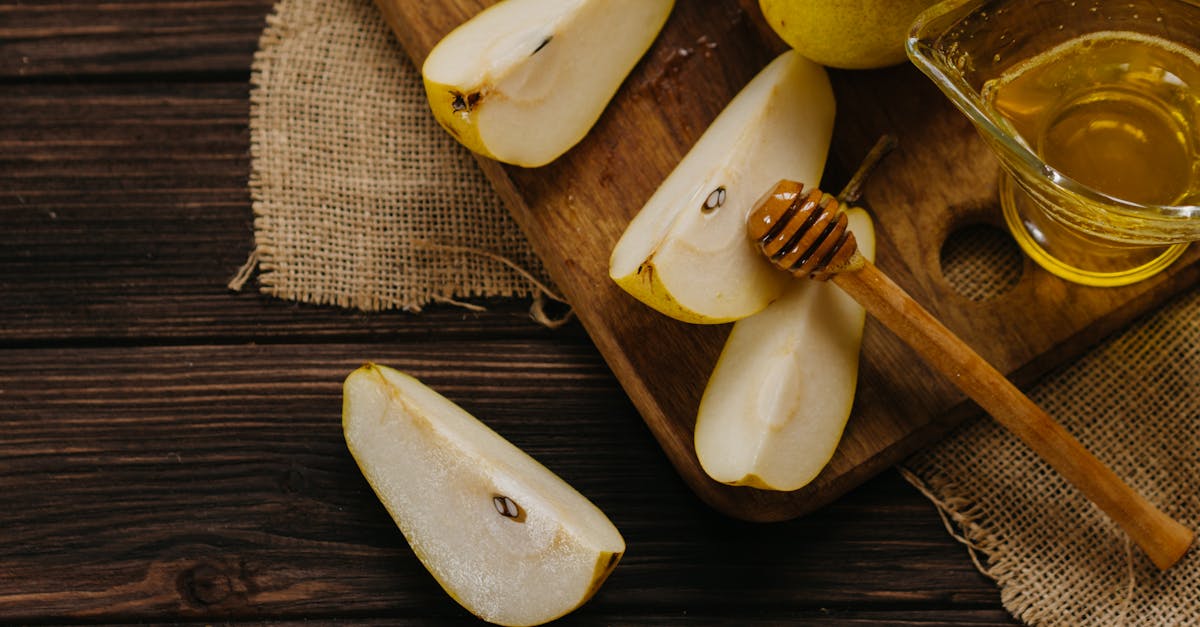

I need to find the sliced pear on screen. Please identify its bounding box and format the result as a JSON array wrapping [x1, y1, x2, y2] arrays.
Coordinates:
[[695, 208, 875, 491], [608, 50, 836, 324], [420, 0, 674, 167], [343, 364, 624, 626]]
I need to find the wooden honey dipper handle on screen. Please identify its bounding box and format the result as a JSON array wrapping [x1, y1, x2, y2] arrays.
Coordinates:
[[749, 180, 1194, 570]]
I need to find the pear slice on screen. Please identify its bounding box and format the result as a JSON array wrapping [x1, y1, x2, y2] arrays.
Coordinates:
[[343, 364, 624, 626], [420, 0, 674, 167], [694, 208, 875, 491], [608, 50, 836, 324]]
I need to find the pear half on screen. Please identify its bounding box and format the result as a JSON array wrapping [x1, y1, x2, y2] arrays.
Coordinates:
[[695, 208, 875, 491], [608, 50, 836, 324], [343, 364, 624, 626], [421, 0, 674, 167]]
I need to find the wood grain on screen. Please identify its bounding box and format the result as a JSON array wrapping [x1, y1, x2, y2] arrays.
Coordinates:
[[0, 344, 1003, 623], [0, 0, 274, 77], [0, 81, 575, 346], [376, 0, 1200, 522]]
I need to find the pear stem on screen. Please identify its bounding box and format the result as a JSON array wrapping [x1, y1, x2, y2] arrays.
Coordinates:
[[837, 134, 897, 204]]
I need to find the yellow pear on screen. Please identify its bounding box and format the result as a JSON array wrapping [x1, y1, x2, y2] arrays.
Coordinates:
[[343, 364, 624, 626], [695, 208, 875, 491], [758, 0, 940, 69], [420, 0, 674, 167], [609, 50, 835, 323]]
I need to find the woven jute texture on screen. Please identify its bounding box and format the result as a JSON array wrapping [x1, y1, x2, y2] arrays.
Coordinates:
[[245, 0, 553, 313], [246, 0, 1200, 624], [902, 285, 1200, 626]]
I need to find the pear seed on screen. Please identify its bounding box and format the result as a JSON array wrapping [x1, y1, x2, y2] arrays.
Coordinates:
[[450, 91, 481, 113], [702, 186, 726, 213], [532, 36, 552, 55], [492, 495, 526, 522]]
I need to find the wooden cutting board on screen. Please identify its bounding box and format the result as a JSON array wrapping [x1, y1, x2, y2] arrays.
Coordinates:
[[377, 0, 1200, 521]]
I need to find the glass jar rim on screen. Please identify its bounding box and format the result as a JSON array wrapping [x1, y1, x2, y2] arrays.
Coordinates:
[[906, 0, 1200, 225]]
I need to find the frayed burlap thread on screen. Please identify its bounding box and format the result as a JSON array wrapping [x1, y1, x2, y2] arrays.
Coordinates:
[[246, 0, 553, 312], [903, 254, 1200, 625]]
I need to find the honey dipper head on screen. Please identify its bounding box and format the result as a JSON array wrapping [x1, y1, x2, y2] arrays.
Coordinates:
[[747, 179, 859, 280]]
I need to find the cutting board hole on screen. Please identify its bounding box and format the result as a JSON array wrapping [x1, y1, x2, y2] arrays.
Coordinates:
[[940, 224, 1023, 301]]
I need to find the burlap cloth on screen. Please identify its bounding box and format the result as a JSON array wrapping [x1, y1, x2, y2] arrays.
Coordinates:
[[236, 0, 559, 316], [241, 0, 1200, 624]]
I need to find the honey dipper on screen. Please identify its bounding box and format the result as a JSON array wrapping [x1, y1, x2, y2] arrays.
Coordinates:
[[748, 179, 1194, 570]]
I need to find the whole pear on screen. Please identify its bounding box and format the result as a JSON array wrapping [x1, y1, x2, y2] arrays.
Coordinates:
[[758, 0, 939, 69]]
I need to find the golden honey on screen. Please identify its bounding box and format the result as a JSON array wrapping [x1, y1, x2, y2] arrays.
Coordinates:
[[983, 31, 1200, 210]]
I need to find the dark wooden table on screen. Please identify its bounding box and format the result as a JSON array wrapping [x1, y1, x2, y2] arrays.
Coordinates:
[[0, 2, 1021, 624]]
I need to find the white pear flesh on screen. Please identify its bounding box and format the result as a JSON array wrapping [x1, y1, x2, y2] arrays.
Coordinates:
[[609, 49, 836, 324], [343, 364, 624, 627], [421, 0, 674, 167], [694, 208, 876, 491]]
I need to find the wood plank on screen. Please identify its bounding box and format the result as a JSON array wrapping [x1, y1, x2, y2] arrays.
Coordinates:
[[0, 0, 273, 78], [376, 0, 1200, 522], [28, 608, 1020, 625], [0, 342, 1007, 623], [0, 82, 574, 344]]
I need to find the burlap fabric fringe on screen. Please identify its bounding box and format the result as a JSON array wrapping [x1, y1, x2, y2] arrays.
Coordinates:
[[243, 0, 1200, 624], [901, 283, 1200, 626], [239, 0, 567, 325]]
